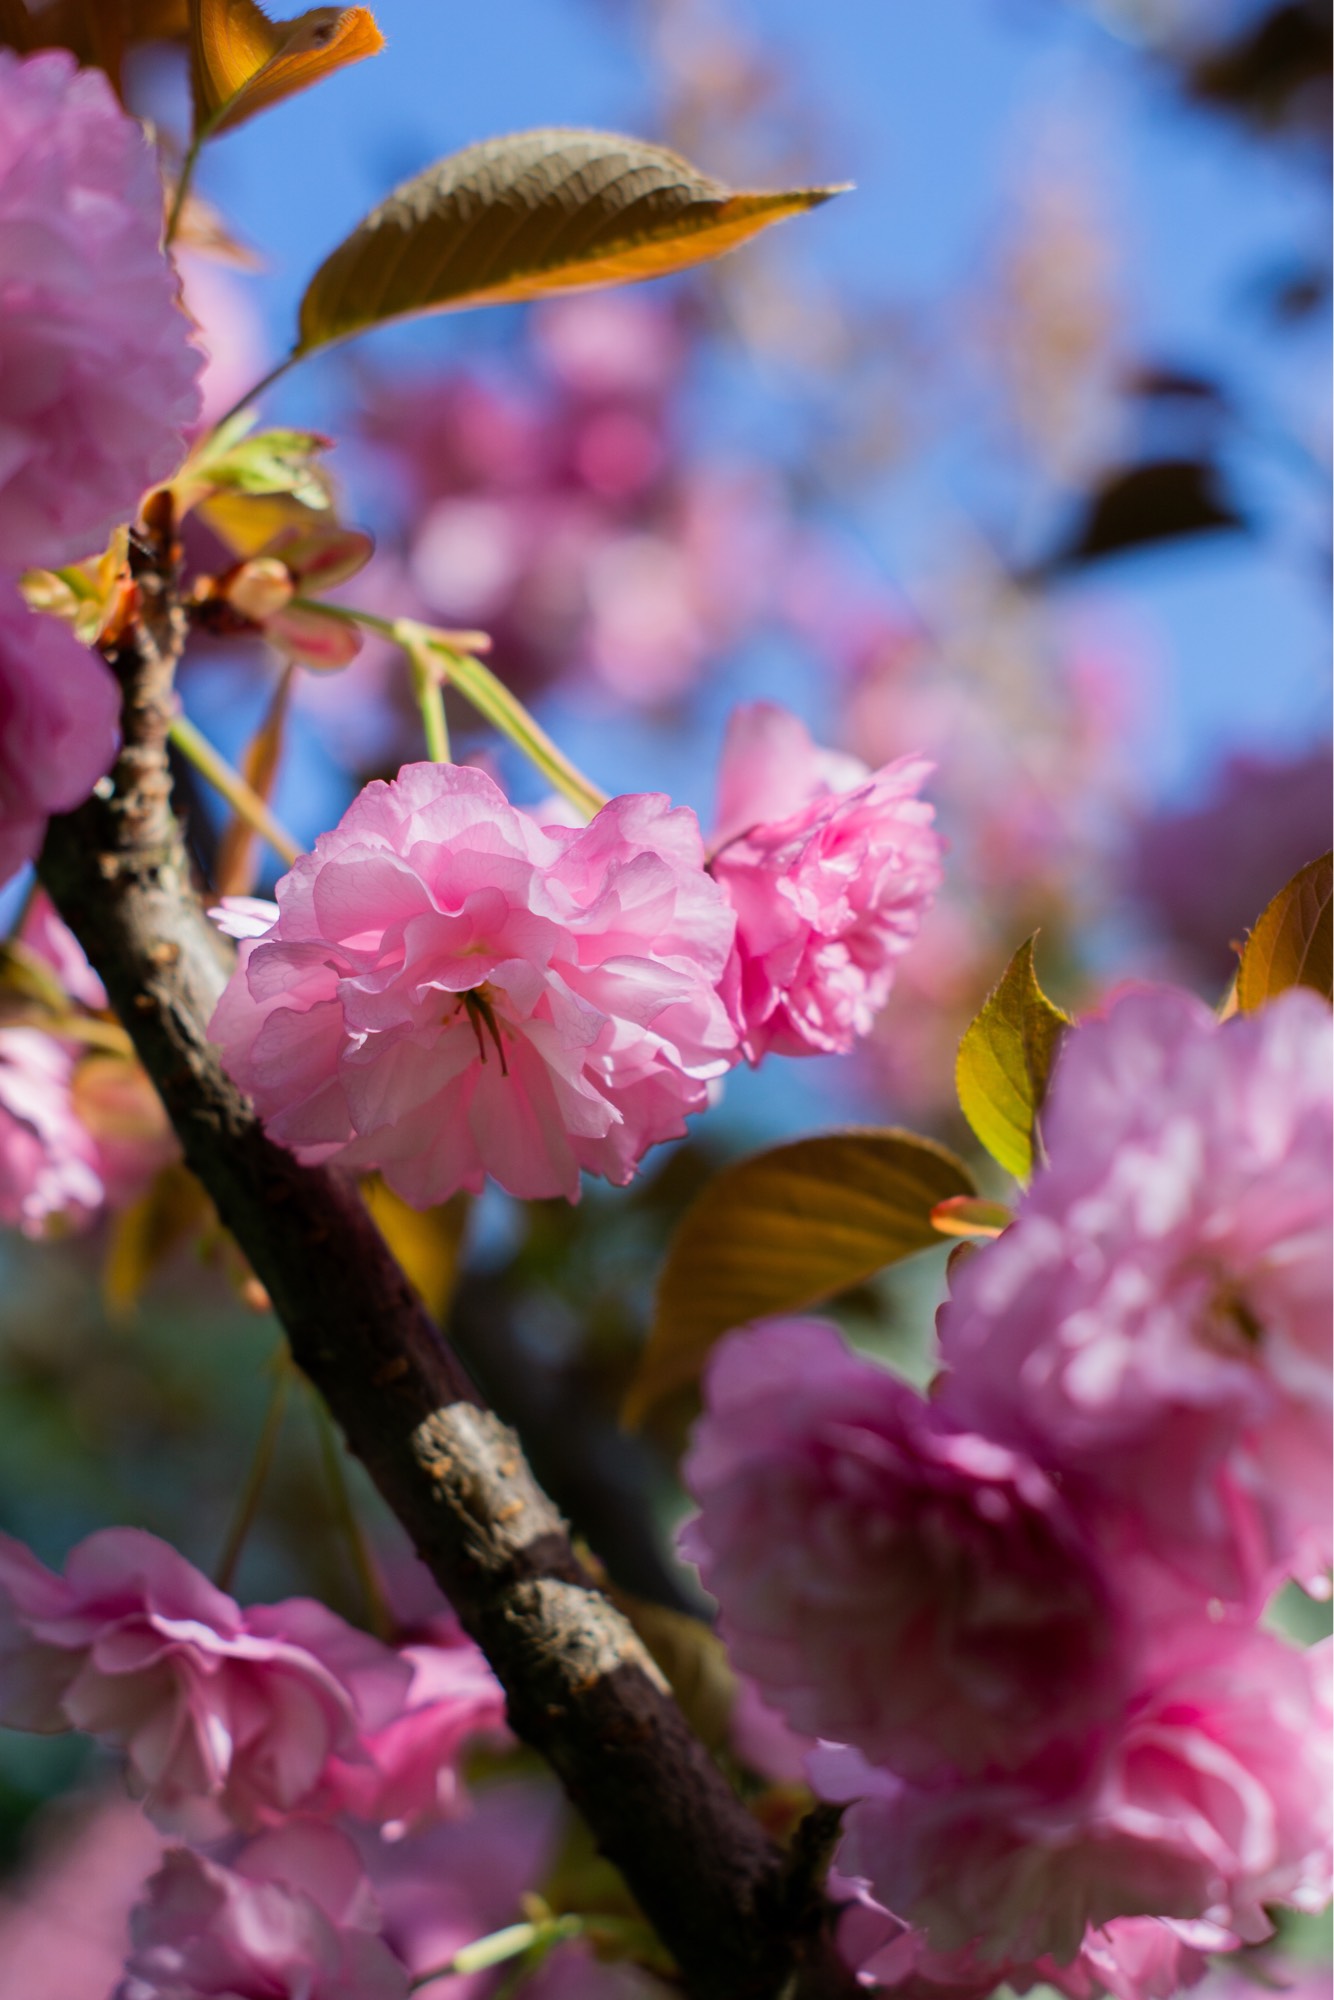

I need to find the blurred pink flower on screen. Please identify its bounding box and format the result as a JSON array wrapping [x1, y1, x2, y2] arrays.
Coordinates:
[[0, 1027, 104, 1233], [938, 985, 1333, 1602], [70, 1052, 179, 1210], [314, 1620, 508, 1832], [361, 1778, 562, 1999], [363, 1778, 673, 1999], [209, 764, 738, 1205], [834, 1880, 1221, 2000], [117, 1822, 409, 2000], [0, 1792, 165, 2000], [682, 1318, 1121, 1785], [817, 1628, 1331, 1966], [20, 887, 107, 1008], [0, 582, 120, 886], [708, 703, 941, 1062], [0, 50, 202, 570], [0, 1527, 412, 1831]]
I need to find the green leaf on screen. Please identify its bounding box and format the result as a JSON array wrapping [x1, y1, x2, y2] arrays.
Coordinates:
[[296, 128, 847, 353], [196, 428, 334, 510], [623, 1129, 974, 1426], [955, 936, 1070, 1183], [1236, 852, 1333, 1013]]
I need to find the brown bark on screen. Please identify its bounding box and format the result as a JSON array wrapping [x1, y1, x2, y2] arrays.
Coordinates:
[[37, 504, 861, 2000]]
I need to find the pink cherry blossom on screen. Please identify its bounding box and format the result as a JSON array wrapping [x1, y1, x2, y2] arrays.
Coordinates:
[[0, 1793, 165, 2000], [0, 1026, 105, 1233], [70, 1050, 180, 1211], [834, 1881, 1222, 2000], [360, 1778, 564, 1999], [682, 1318, 1122, 1783], [362, 1779, 674, 1999], [0, 49, 202, 570], [314, 1619, 508, 1831], [0, 1527, 412, 1831], [117, 1823, 409, 2000], [0, 581, 120, 886], [707, 703, 942, 1062], [19, 888, 107, 1008], [937, 984, 1333, 1602], [816, 1629, 1331, 1966], [209, 763, 738, 1205]]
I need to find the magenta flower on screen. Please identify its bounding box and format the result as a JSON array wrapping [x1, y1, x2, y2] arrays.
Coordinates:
[[0, 582, 120, 886], [816, 1627, 1331, 1966], [682, 1318, 1121, 1783], [938, 984, 1333, 1601], [0, 1027, 105, 1234], [0, 50, 201, 570], [209, 764, 738, 1204], [0, 1528, 412, 1831], [314, 1623, 508, 1832], [707, 703, 942, 1061], [117, 1823, 409, 2000]]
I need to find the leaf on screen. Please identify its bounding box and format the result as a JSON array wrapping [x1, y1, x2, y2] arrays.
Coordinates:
[[955, 937, 1070, 1184], [297, 128, 846, 354], [361, 1178, 469, 1322], [103, 1162, 213, 1318], [1236, 852, 1333, 1012], [194, 427, 335, 510], [191, 0, 383, 137], [1039, 459, 1245, 573], [197, 491, 327, 557], [930, 1195, 1012, 1241], [624, 1130, 974, 1426]]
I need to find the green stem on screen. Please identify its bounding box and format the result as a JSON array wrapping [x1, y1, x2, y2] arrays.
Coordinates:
[[214, 1355, 293, 1593], [163, 134, 203, 251], [408, 1916, 584, 1990], [209, 352, 303, 438], [169, 714, 302, 867], [309, 1390, 394, 1640], [406, 642, 451, 763], [290, 604, 610, 819]]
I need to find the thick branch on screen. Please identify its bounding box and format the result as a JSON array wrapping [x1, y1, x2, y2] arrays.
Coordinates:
[[37, 511, 859, 2000]]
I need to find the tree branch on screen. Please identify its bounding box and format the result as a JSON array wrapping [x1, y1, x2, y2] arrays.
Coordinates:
[[37, 503, 860, 2000]]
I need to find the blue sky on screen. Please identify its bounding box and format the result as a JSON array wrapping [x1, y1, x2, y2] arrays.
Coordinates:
[[178, 0, 1329, 808]]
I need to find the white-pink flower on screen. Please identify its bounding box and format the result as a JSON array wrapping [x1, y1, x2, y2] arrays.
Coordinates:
[[0, 1528, 412, 1831], [817, 1629, 1331, 1966], [937, 985, 1333, 1602], [708, 702, 942, 1061], [0, 1027, 104, 1233], [0, 49, 202, 570], [682, 1318, 1122, 1784], [0, 581, 120, 886], [117, 1823, 410, 2000], [209, 763, 738, 1205]]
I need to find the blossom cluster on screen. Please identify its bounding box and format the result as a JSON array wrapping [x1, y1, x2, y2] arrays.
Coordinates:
[[0, 50, 200, 1237], [0, 49, 201, 886], [208, 704, 941, 1206], [0, 1526, 681, 1997], [683, 983, 1333, 1994]]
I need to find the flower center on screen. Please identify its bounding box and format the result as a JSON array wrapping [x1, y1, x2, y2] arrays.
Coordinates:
[[458, 984, 509, 1077]]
